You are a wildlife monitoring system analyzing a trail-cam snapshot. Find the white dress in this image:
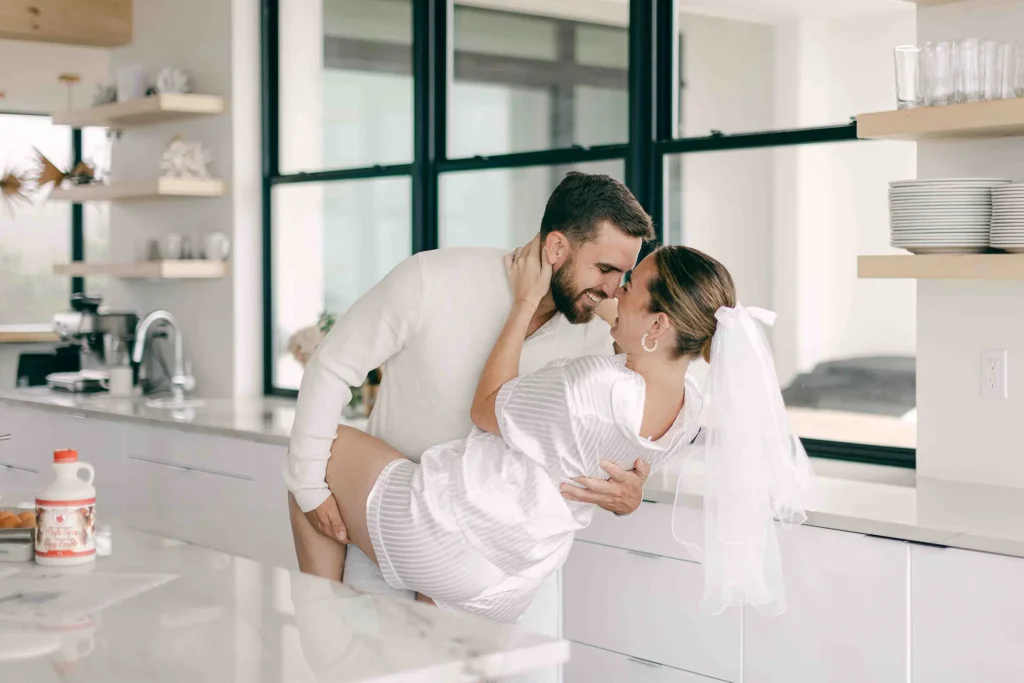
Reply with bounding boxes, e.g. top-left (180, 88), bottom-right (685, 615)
top-left (365, 354), bottom-right (703, 623)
